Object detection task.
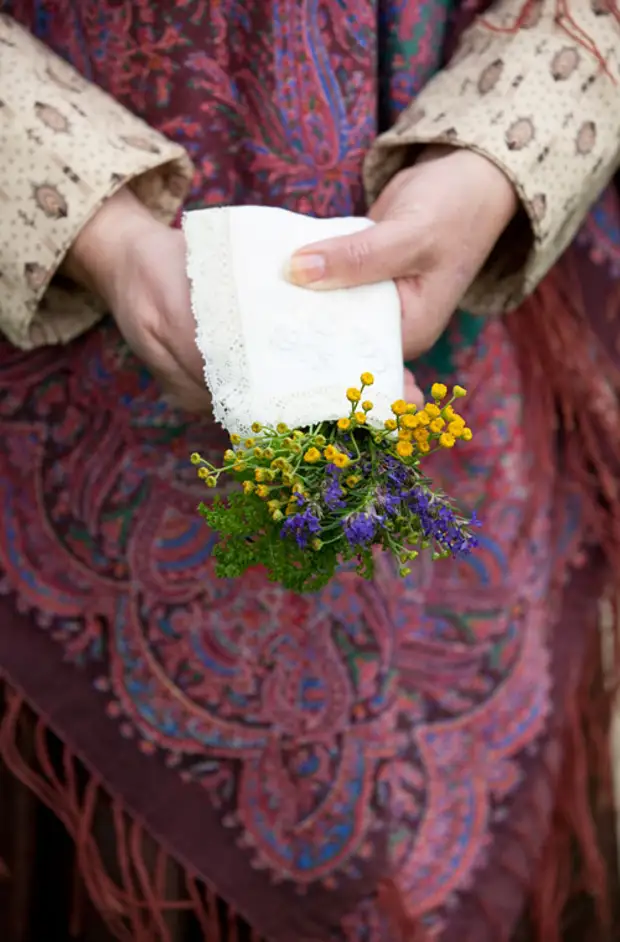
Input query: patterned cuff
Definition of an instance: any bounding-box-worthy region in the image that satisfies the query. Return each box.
[363,0,620,313]
[0,15,194,349]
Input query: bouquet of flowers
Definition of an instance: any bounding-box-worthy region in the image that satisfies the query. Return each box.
[184,206,479,593]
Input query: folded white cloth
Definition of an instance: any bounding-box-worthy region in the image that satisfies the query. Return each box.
[183,205,403,436]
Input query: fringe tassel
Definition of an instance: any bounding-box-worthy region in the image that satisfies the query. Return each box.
[0,686,258,942]
[378,258,620,941]
[531,617,613,942]
[505,261,620,941]
[506,265,620,572]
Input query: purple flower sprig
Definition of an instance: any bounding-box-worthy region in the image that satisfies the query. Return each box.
[193,375,480,592]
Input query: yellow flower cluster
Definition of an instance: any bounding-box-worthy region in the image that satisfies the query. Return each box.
[190,374,472,524]
[384,383,472,459]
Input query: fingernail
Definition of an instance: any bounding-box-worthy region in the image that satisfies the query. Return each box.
[285,253,326,286]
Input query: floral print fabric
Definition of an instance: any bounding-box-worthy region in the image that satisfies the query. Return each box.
[0,2,619,940]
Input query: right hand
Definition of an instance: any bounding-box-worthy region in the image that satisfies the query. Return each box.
[63,187,211,413]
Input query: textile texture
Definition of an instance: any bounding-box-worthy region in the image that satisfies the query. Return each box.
[1,2,620,941]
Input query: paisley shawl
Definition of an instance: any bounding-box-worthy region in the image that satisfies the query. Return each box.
[0,2,620,940]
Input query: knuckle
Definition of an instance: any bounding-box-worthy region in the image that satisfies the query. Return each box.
[343,238,372,277]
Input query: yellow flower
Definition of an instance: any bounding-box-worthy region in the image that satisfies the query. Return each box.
[354,411,367,424]
[405,403,418,414]
[263,448,275,459]
[443,404,455,421]
[255,468,265,482]
[401,413,419,430]
[311,538,323,551]
[445,421,462,438]
[429,418,445,433]
[416,410,430,427]
[224,449,236,463]
[362,400,374,412]
[276,423,289,435]
[272,509,284,522]
[244,438,255,448]
[345,475,360,488]
[304,447,321,463]
[286,502,297,516]
[414,428,430,444]
[233,462,245,472]
[360,372,375,386]
[439,432,456,449]
[292,483,305,495]
[418,441,431,454]
[424,403,440,418]
[267,500,281,512]
[391,399,407,416]
[461,427,473,441]
[230,434,241,445]
[431,383,448,400]
[251,422,262,433]
[242,481,255,495]
[324,445,338,461]
[398,429,413,442]
[253,447,264,458]
[198,467,209,480]
[396,440,413,458]
[256,485,270,499]
[333,452,350,469]
[205,476,217,487]
[384,418,398,431]
[338,418,351,431]
[453,385,467,398]
[190,452,201,466]
[346,388,361,403]
[315,435,326,446]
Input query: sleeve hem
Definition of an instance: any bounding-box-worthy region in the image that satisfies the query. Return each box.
[7,150,193,350]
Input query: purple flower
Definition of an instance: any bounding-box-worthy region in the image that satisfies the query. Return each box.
[324,465,346,511]
[376,487,402,517]
[382,454,409,490]
[281,507,321,549]
[405,486,478,557]
[343,512,377,548]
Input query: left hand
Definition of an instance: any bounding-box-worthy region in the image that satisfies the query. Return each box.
[286,146,518,366]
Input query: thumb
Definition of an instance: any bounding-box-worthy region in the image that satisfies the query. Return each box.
[286,220,415,290]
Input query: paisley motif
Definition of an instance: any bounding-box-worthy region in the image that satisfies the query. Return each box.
[0,0,617,938]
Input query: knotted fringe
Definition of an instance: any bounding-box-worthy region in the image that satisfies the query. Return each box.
[505,261,620,941]
[379,258,620,942]
[532,604,615,942]
[0,686,262,942]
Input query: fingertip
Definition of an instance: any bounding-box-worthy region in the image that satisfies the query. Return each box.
[284,253,327,288]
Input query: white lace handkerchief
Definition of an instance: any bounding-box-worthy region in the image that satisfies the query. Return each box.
[183,205,403,436]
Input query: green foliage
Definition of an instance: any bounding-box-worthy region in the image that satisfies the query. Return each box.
[191,378,478,593]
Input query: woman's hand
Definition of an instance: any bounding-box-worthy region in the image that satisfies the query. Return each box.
[63,188,210,413]
[287,147,518,362]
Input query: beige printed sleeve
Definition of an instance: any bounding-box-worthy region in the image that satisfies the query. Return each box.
[364,0,620,314]
[0,14,194,350]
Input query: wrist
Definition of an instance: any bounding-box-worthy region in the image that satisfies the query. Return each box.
[417,144,518,228]
[62,187,161,303]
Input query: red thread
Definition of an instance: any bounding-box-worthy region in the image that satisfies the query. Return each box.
[481,0,620,81]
